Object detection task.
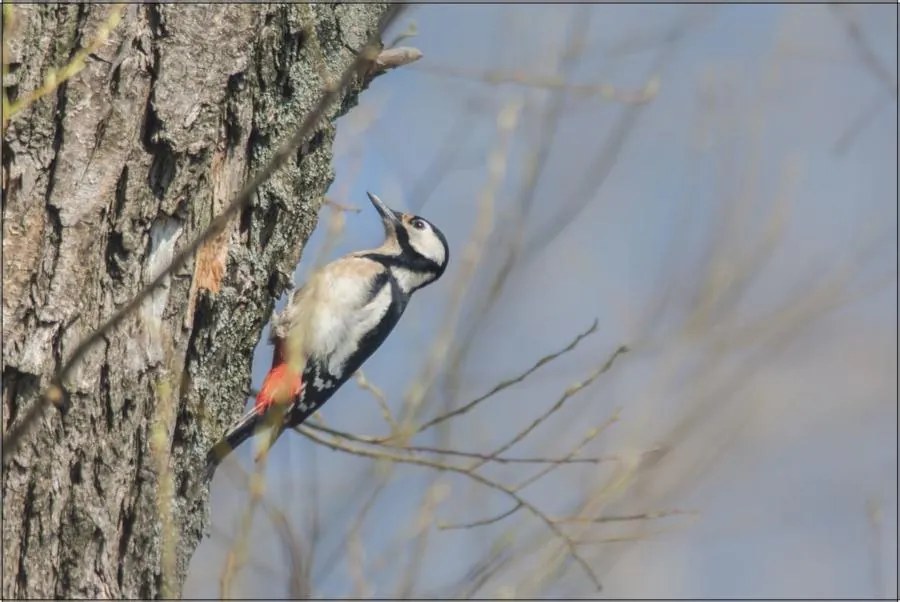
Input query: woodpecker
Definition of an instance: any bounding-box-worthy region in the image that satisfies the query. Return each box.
[204,192,449,479]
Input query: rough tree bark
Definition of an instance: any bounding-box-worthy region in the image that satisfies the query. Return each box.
[2,4,387,598]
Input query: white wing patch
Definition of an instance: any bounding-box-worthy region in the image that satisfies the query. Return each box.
[313,372,335,391]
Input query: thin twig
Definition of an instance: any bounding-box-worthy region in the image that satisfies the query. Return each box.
[832,92,889,155]
[323,197,363,213]
[1,5,404,464]
[438,502,522,531]
[554,509,694,524]
[439,409,620,530]
[865,497,885,598]
[354,370,398,430]
[219,455,269,598]
[829,5,897,99]
[411,63,660,104]
[262,502,311,598]
[469,345,628,472]
[345,466,397,598]
[310,472,390,589]
[396,481,447,597]
[301,421,618,466]
[416,318,600,434]
[406,104,483,214]
[387,20,418,49]
[513,409,620,491]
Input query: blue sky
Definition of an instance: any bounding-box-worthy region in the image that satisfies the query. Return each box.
[186,4,896,598]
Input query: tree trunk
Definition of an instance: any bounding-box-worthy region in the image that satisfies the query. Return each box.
[2,4,386,598]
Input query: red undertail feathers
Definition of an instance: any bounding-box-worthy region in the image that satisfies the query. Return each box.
[255,363,303,411]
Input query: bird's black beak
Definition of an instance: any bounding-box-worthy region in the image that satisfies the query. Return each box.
[367,191,401,229]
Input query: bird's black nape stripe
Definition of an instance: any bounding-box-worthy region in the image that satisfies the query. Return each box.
[361,253,439,286]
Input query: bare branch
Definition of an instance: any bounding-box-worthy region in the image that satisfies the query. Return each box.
[323,197,363,213]
[471,345,628,470]
[387,20,419,49]
[262,502,312,599]
[310,465,392,590]
[554,509,695,524]
[411,63,660,104]
[513,410,620,492]
[832,93,890,155]
[219,460,269,598]
[373,46,423,74]
[830,5,897,99]
[354,370,398,430]
[301,421,618,466]
[438,502,522,531]
[296,425,605,591]
[438,410,620,530]
[396,482,448,597]
[149,373,179,598]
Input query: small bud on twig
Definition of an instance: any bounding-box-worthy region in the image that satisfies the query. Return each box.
[372,46,423,75]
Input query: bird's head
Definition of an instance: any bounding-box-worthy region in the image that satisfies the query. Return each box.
[367,191,449,290]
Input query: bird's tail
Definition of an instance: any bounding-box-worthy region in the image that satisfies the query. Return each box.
[203,406,262,482]
[204,363,302,482]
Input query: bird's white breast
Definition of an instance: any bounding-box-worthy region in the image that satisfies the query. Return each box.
[323,282,392,377]
[278,258,392,379]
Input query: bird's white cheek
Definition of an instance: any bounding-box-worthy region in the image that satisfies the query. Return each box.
[411,232,445,265]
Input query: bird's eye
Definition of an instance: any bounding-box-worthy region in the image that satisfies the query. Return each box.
[411,219,427,230]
